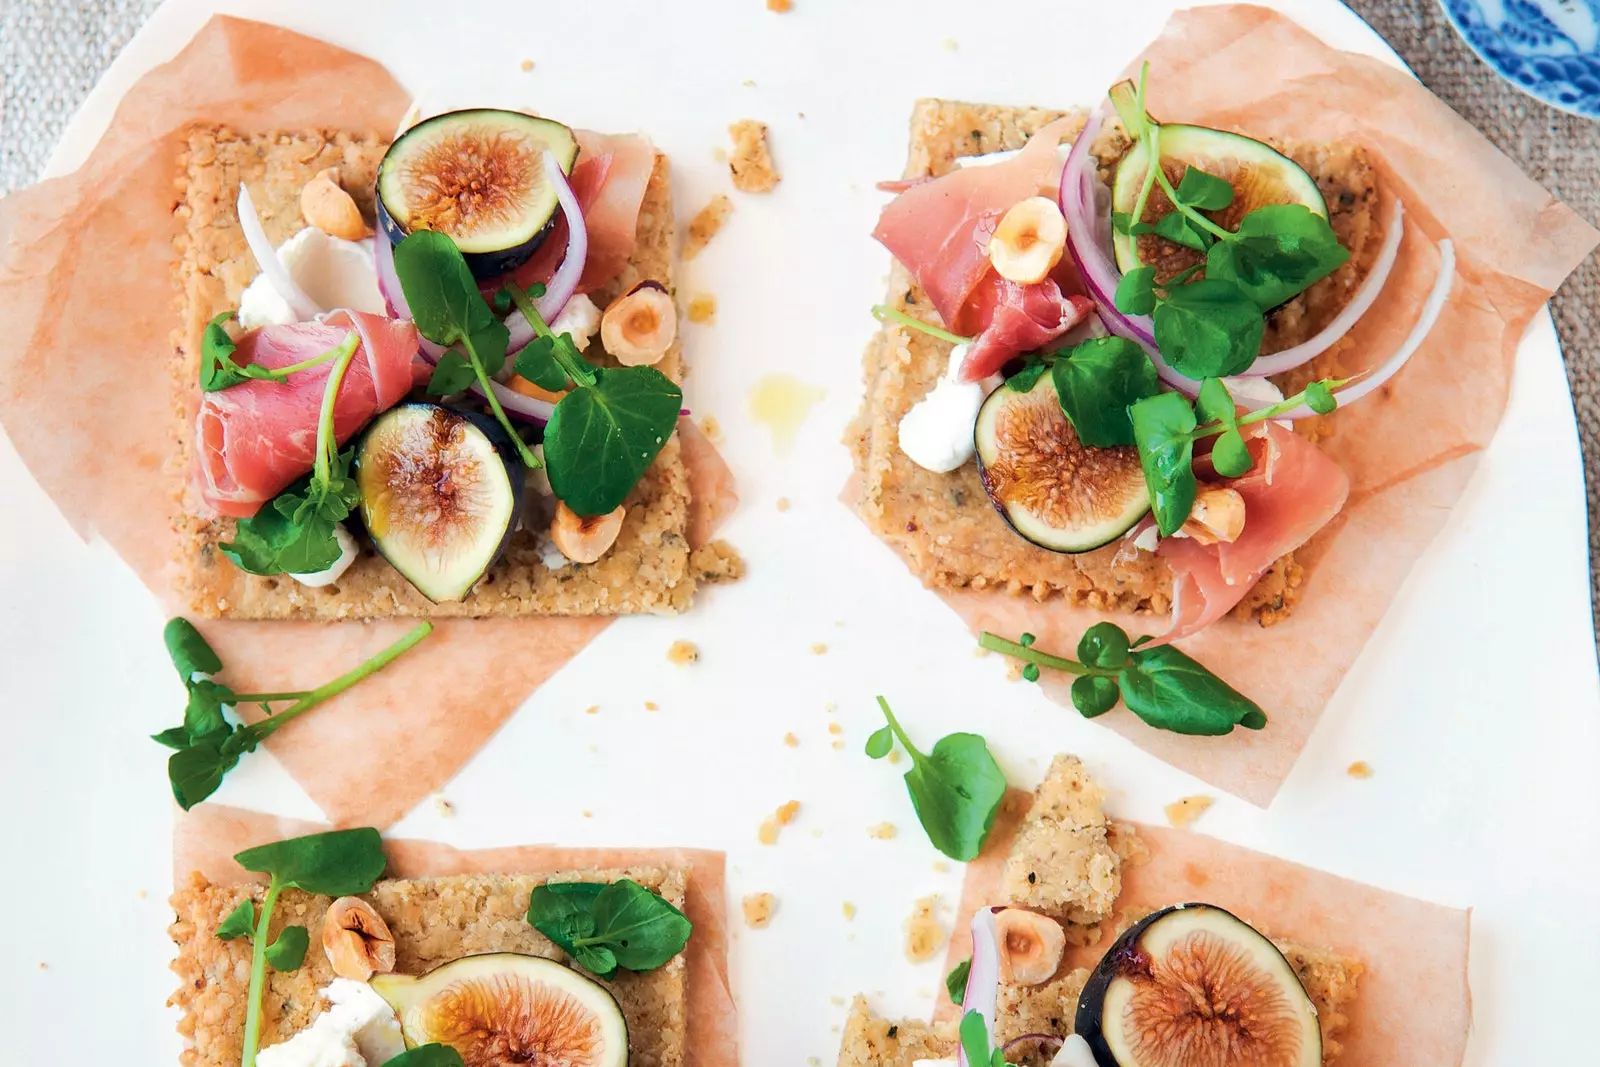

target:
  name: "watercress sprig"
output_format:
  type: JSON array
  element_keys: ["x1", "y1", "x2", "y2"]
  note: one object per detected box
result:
[
  {"x1": 526, "y1": 879, "x2": 693, "y2": 979},
  {"x1": 505, "y1": 285, "x2": 683, "y2": 517},
  {"x1": 225, "y1": 828, "x2": 388, "y2": 1067},
  {"x1": 200, "y1": 313, "x2": 345, "y2": 392},
  {"x1": 1130, "y1": 375, "x2": 1344, "y2": 534},
  {"x1": 392, "y1": 230, "x2": 538, "y2": 468},
  {"x1": 152, "y1": 618, "x2": 432, "y2": 809},
  {"x1": 1011, "y1": 336, "x2": 1160, "y2": 448},
  {"x1": 960, "y1": 1010, "x2": 1011, "y2": 1067},
  {"x1": 980, "y1": 623, "x2": 1265, "y2": 735},
  {"x1": 871, "y1": 304, "x2": 973, "y2": 347},
  {"x1": 220, "y1": 328, "x2": 364, "y2": 576},
  {"x1": 864, "y1": 697, "x2": 1006, "y2": 862}
]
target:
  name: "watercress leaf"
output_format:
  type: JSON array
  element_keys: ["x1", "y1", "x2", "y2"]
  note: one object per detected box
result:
[
  {"x1": 1174, "y1": 166, "x2": 1234, "y2": 212},
  {"x1": 544, "y1": 365, "x2": 683, "y2": 517},
  {"x1": 1129, "y1": 392, "x2": 1198, "y2": 536},
  {"x1": 1152, "y1": 279, "x2": 1263, "y2": 378},
  {"x1": 427, "y1": 351, "x2": 479, "y2": 397},
  {"x1": 513, "y1": 336, "x2": 570, "y2": 393},
  {"x1": 216, "y1": 899, "x2": 257, "y2": 941},
  {"x1": 589, "y1": 879, "x2": 694, "y2": 973},
  {"x1": 865, "y1": 725, "x2": 895, "y2": 760},
  {"x1": 1006, "y1": 356, "x2": 1050, "y2": 394},
  {"x1": 164, "y1": 618, "x2": 223, "y2": 681},
  {"x1": 381, "y1": 1045, "x2": 466, "y2": 1067},
  {"x1": 1118, "y1": 645, "x2": 1268, "y2": 735},
  {"x1": 200, "y1": 313, "x2": 252, "y2": 392},
  {"x1": 959, "y1": 1010, "x2": 993, "y2": 1067},
  {"x1": 574, "y1": 944, "x2": 619, "y2": 979},
  {"x1": 168, "y1": 742, "x2": 239, "y2": 811},
  {"x1": 1071, "y1": 675, "x2": 1121, "y2": 718},
  {"x1": 525, "y1": 282, "x2": 548, "y2": 299},
  {"x1": 1152, "y1": 210, "x2": 1211, "y2": 252},
  {"x1": 393, "y1": 230, "x2": 494, "y2": 345},
  {"x1": 1113, "y1": 265, "x2": 1157, "y2": 316},
  {"x1": 1111, "y1": 211, "x2": 1135, "y2": 236},
  {"x1": 234, "y1": 827, "x2": 387, "y2": 896},
  {"x1": 1304, "y1": 380, "x2": 1337, "y2": 415},
  {"x1": 219, "y1": 504, "x2": 304, "y2": 576},
  {"x1": 1052, "y1": 336, "x2": 1161, "y2": 448},
  {"x1": 468, "y1": 317, "x2": 511, "y2": 380},
  {"x1": 1077, "y1": 621, "x2": 1130, "y2": 669},
  {"x1": 151, "y1": 727, "x2": 194, "y2": 750},
  {"x1": 945, "y1": 958, "x2": 971, "y2": 1005},
  {"x1": 264, "y1": 925, "x2": 309, "y2": 972},
  {"x1": 268, "y1": 514, "x2": 344, "y2": 577},
  {"x1": 904, "y1": 732, "x2": 1007, "y2": 862},
  {"x1": 1194, "y1": 378, "x2": 1238, "y2": 428},
  {"x1": 1205, "y1": 204, "x2": 1348, "y2": 311},
  {"x1": 1210, "y1": 429, "x2": 1254, "y2": 478},
  {"x1": 220, "y1": 728, "x2": 260, "y2": 758},
  {"x1": 526, "y1": 881, "x2": 606, "y2": 951},
  {"x1": 184, "y1": 680, "x2": 235, "y2": 742}
]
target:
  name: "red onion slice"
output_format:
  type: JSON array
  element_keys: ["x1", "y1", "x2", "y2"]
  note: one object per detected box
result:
[
  {"x1": 374, "y1": 234, "x2": 448, "y2": 361},
  {"x1": 957, "y1": 907, "x2": 1002, "y2": 1067},
  {"x1": 506, "y1": 149, "x2": 591, "y2": 354},
  {"x1": 414, "y1": 342, "x2": 557, "y2": 424},
  {"x1": 1267, "y1": 237, "x2": 1454, "y2": 419},
  {"x1": 1245, "y1": 198, "x2": 1406, "y2": 377},
  {"x1": 237, "y1": 183, "x2": 321, "y2": 321}
]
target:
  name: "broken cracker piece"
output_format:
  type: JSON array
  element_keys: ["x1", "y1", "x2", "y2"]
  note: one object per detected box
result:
[
  {"x1": 728, "y1": 120, "x2": 781, "y2": 192},
  {"x1": 742, "y1": 892, "x2": 777, "y2": 928},
  {"x1": 667, "y1": 640, "x2": 700, "y2": 665},
  {"x1": 683, "y1": 194, "x2": 734, "y2": 261},
  {"x1": 1163, "y1": 795, "x2": 1213, "y2": 829},
  {"x1": 1000, "y1": 755, "x2": 1120, "y2": 925},
  {"x1": 904, "y1": 895, "x2": 946, "y2": 963}
]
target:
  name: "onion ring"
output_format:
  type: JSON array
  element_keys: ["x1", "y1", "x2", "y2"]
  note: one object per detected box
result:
[
  {"x1": 956, "y1": 907, "x2": 1002, "y2": 1067},
  {"x1": 237, "y1": 184, "x2": 321, "y2": 321},
  {"x1": 506, "y1": 151, "x2": 590, "y2": 355}
]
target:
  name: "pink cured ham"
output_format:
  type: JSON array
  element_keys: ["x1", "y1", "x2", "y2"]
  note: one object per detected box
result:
[
  {"x1": 1158, "y1": 422, "x2": 1349, "y2": 640},
  {"x1": 494, "y1": 130, "x2": 655, "y2": 300},
  {"x1": 195, "y1": 310, "x2": 419, "y2": 518},
  {"x1": 874, "y1": 117, "x2": 1089, "y2": 382}
]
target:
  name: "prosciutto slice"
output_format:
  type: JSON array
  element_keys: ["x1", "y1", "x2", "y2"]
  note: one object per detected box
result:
[
  {"x1": 195, "y1": 310, "x2": 418, "y2": 518},
  {"x1": 874, "y1": 117, "x2": 1090, "y2": 381},
  {"x1": 1158, "y1": 422, "x2": 1350, "y2": 640}
]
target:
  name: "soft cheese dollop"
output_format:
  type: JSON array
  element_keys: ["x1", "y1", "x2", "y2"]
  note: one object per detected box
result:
[
  {"x1": 1048, "y1": 1035, "x2": 1098, "y2": 1067},
  {"x1": 255, "y1": 979, "x2": 406, "y2": 1067},
  {"x1": 899, "y1": 343, "x2": 992, "y2": 473},
  {"x1": 287, "y1": 522, "x2": 359, "y2": 588},
  {"x1": 239, "y1": 228, "x2": 387, "y2": 329},
  {"x1": 551, "y1": 293, "x2": 603, "y2": 352}
]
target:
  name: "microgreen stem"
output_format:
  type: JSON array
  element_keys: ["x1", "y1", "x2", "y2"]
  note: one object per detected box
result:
[
  {"x1": 459, "y1": 331, "x2": 539, "y2": 468},
  {"x1": 230, "y1": 691, "x2": 313, "y2": 704},
  {"x1": 872, "y1": 305, "x2": 972, "y2": 347},
  {"x1": 506, "y1": 285, "x2": 596, "y2": 388},
  {"x1": 874, "y1": 696, "x2": 927, "y2": 763},
  {"x1": 264, "y1": 346, "x2": 341, "y2": 381},
  {"x1": 1129, "y1": 122, "x2": 1162, "y2": 231},
  {"x1": 978, "y1": 632, "x2": 1109, "y2": 677},
  {"x1": 1189, "y1": 376, "x2": 1352, "y2": 439},
  {"x1": 251, "y1": 622, "x2": 433, "y2": 742},
  {"x1": 311, "y1": 332, "x2": 361, "y2": 485},
  {"x1": 1153, "y1": 167, "x2": 1234, "y2": 242},
  {"x1": 240, "y1": 878, "x2": 283, "y2": 1067}
]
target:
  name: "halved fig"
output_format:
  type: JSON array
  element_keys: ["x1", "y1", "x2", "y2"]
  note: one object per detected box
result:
[
  {"x1": 372, "y1": 953, "x2": 628, "y2": 1067},
  {"x1": 354, "y1": 404, "x2": 525, "y2": 602},
  {"x1": 377, "y1": 109, "x2": 579, "y2": 278},
  {"x1": 1075, "y1": 903, "x2": 1321, "y2": 1067},
  {"x1": 1112, "y1": 125, "x2": 1328, "y2": 282},
  {"x1": 975, "y1": 374, "x2": 1150, "y2": 553}
]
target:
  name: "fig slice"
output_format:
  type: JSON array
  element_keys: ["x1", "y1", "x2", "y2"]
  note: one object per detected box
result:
[
  {"x1": 371, "y1": 953, "x2": 629, "y2": 1067},
  {"x1": 974, "y1": 373, "x2": 1150, "y2": 554},
  {"x1": 1075, "y1": 904, "x2": 1321, "y2": 1067}
]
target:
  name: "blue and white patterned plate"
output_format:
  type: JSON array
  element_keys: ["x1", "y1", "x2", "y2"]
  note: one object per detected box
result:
[{"x1": 1440, "y1": 0, "x2": 1600, "y2": 116}]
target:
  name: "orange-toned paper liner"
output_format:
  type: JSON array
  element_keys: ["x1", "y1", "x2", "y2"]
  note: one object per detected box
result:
[
  {"x1": 0, "y1": 17, "x2": 736, "y2": 830},
  {"x1": 859, "y1": 4, "x2": 1599, "y2": 804},
  {"x1": 936, "y1": 791, "x2": 1471, "y2": 1066},
  {"x1": 174, "y1": 804, "x2": 737, "y2": 1067}
]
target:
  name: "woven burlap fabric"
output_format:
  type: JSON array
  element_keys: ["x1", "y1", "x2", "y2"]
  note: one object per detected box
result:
[{"x1": 3, "y1": 0, "x2": 1598, "y2": 624}]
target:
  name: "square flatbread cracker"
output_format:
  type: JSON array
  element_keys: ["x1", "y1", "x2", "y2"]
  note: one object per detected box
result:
[
  {"x1": 169, "y1": 866, "x2": 691, "y2": 1067},
  {"x1": 848, "y1": 100, "x2": 1377, "y2": 623},
  {"x1": 173, "y1": 126, "x2": 698, "y2": 619}
]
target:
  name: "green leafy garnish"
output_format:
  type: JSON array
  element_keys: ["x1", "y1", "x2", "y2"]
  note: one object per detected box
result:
[
  {"x1": 505, "y1": 285, "x2": 683, "y2": 517},
  {"x1": 959, "y1": 1010, "x2": 1009, "y2": 1067},
  {"x1": 1151, "y1": 279, "x2": 1263, "y2": 378},
  {"x1": 1206, "y1": 204, "x2": 1349, "y2": 312},
  {"x1": 381, "y1": 1048, "x2": 466, "y2": 1067},
  {"x1": 946, "y1": 958, "x2": 972, "y2": 1004},
  {"x1": 1050, "y1": 336, "x2": 1161, "y2": 447},
  {"x1": 526, "y1": 879, "x2": 693, "y2": 980},
  {"x1": 227, "y1": 828, "x2": 388, "y2": 1067},
  {"x1": 979, "y1": 623, "x2": 1266, "y2": 735},
  {"x1": 865, "y1": 697, "x2": 1006, "y2": 861},
  {"x1": 152, "y1": 618, "x2": 432, "y2": 809},
  {"x1": 1128, "y1": 377, "x2": 1348, "y2": 535},
  {"x1": 200, "y1": 313, "x2": 347, "y2": 392},
  {"x1": 392, "y1": 230, "x2": 537, "y2": 468},
  {"x1": 216, "y1": 899, "x2": 257, "y2": 941},
  {"x1": 871, "y1": 304, "x2": 974, "y2": 347},
  {"x1": 219, "y1": 328, "x2": 363, "y2": 577}
]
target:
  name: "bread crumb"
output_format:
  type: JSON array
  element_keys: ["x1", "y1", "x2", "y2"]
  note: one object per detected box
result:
[
  {"x1": 829, "y1": 995, "x2": 846, "y2": 1007},
  {"x1": 783, "y1": 732, "x2": 799, "y2": 747},
  {"x1": 683, "y1": 194, "x2": 734, "y2": 262},
  {"x1": 712, "y1": 147, "x2": 729, "y2": 164},
  {"x1": 777, "y1": 799, "x2": 801, "y2": 825},
  {"x1": 904, "y1": 895, "x2": 947, "y2": 962},
  {"x1": 667, "y1": 640, "x2": 700, "y2": 665},
  {"x1": 842, "y1": 902, "x2": 856, "y2": 921},
  {"x1": 888, "y1": 751, "x2": 902, "y2": 765},
  {"x1": 776, "y1": 497, "x2": 791, "y2": 512},
  {"x1": 644, "y1": 701, "x2": 660, "y2": 711},
  {"x1": 698, "y1": 415, "x2": 724, "y2": 445},
  {"x1": 585, "y1": 705, "x2": 599, "y2": 715},
  {"x1": 808, "y1": 1059, "x2": 821, "y2": 1066},
  {"x1": 941, "y1": 37, "x2": 959, "y2": 51},
  {"x1": 582, "y1": 810, "x2": 593, "y2": 819},
  {"x1": 137, "y1": 889, "x2": 148, "y2": 900},
  {"x1": 868, "y1": 822, "x2": 897, "y2": 840},
  {"x1": 687, "y1": 294, "x2": 717, "y2": 324},
  {"x1": 932, "y1": 861, "x2": 949, "y2": 873},
  {"x1": 1164, "y1": 795, "x2": 1213, "y2": 829},
  {"x1": 831, "y1": 740, "x2": 844, "y2": 750},
  {"x1": 758, "y1": 818, "x2": 780, "y2": 845},
  {"x1": 728, "y1": 120, "x2": 781, "y2": 193},
  {"x1": 811, "y1": 642, "x2": 828, "y2": 655},
  {"x1": 742, "y1": 892, "x2": 777, "y2": 928},
  {"x1": 973, "y1": 645, "x2": 992, "y2": 658},
  {"x1": 824, "y1": 699, "x2": 837, "y2": 712},
  {"x1": 1347, "y1": 761, "x2": 1373, "y2": 779},
  {"x1": 37, "y1": 962, "x2": 47, "y2": 971},
  {"x1": 827, "y1": 722, "x2": 842, "y2": 736},
  {"x1": 519, "y1": 59, "x2": 534, "y2": 72},
  {"x1": 767, "y1": 0, "x2": 792, "y2": 10},
  {"x1": 433, "y1": 795, "x2": 455, "y2": 818}
]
